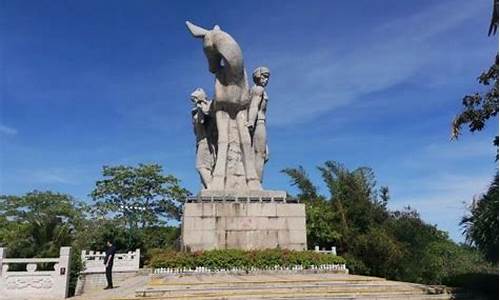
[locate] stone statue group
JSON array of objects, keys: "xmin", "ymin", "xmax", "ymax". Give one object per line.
[{"xmin": 186, "ymin": 21, "xmax": 270, "ymax": 192}]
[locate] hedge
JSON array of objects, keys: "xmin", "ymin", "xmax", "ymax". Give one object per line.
[{"xmin": 148, "ymin": 249, "xmax": 345, "ymax": 270}]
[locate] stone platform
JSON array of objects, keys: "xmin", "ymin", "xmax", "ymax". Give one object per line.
[
  {"xmin": 195, "ymin": 189, "xmax": 288, "ymax": 201},
  {"xmin": 181, "ymin": 199, "xmax": 307, "ymax": 251}
]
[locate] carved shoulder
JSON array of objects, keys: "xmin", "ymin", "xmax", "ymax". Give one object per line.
[{"xmin": 251, "ymin": 85, "xmax": 265, "ymax": 96}]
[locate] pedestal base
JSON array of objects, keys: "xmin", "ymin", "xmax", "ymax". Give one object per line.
[
  {"xmin": 197, "ymin": 189, "xmax": 287, "ymax": 200},
  {"xmin": 181, "ymin": 202, "xmax": 307, "ymax": 251}
]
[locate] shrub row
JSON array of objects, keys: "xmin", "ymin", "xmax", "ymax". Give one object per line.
[{"xmin": 148, "ymin": 249, "xmax": 345, "ymax": 270}]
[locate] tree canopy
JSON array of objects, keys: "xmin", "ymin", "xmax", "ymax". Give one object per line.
[
  {"xmin": 91, "ymin": 164, "xmax": 190, "ymax": 228},
  {"xmin": 461, "ymin": 174, "xmax": 499, "ymax": 263},
  {"xmin": 0, "ymin": 191, "xmax": 85, "ymax": 258},
  {"xmin": 282, "ymin": 161, "xmax": 495, "ymax": 285}
]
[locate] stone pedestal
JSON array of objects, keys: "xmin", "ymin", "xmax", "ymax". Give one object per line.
[
  {"xmin": 197, "ymin": 189, "xmax": 287, "ymax": 200},
  {"xmin": 181, "ymin": 200, "xmax": 307, "ymax": 251}
]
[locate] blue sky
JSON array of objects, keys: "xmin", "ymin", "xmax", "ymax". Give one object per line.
[{"xmin": 1, "ymin": 0, "xmax": 498, "ymax": 242}]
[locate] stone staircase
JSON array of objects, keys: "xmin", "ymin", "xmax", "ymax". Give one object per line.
[{"xmin": 107, "ymin": 273, "xmax": 455, "ymax": 300}]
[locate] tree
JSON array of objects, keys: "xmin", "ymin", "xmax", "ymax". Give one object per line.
[
  {"xmin": 351, "ymin": 227, "xmax": 404, "ymax": 279},
  {"xmin": 317, "ymin": 161, "xmax": 386, "ymax": 237},
  {"xmin": 0, "ymin": 191, "xmax": 87, "ymax": 296},
  {"xmin": 0, "ymin": 190, "xmax": 85, "ymax": 258},
  {"xmin": 379, "ymin": 186, "xmax": 390, "ymax": 208},
  {"xmin": 304, "ymin": 199, "xmax": 341, "ymax": 249},
  {"xmin": 281, "ymin": 166, "xmax": 320, "ymax": 202},
  {"xmin": 451, "ymin": 54, "xmax": 499, "ymax": 158},
  {"xmin": 488, "ymin": 0, "xmax": 498, "ymax": 36},
  {"xmin": 90, "ymin": 164, "xmax": 190, "ymax": 228},
  {"xmin": 282, "ymin": 161, "xmax": 494, "ymax": 285},
  {"xmin": 282, "ymin": 161, "xmax": 388, "ymax": 252},
  {"xmin": 452, "ymin": 1, "xmax": 499, "ymax": 264},
  {"xmin": 281, "ymin": 167, "xmax": 340, "ymax": 248},
  {"xmin": 386, "ymin": 207, "xmax": 450, "ymax": 282},
  {"xmin": 451, "ymin": 0, "xmax": 499, "ymax": 160},
  {"xmin": 461, "ymin": 174, "xmax": 499, "ymax": 263}
]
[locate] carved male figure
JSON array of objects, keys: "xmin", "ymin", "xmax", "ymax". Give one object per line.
[
  {"xmin": 247, "ymin": 66, "xmax": 270, "ymax": 182},
  {"xmin": 190, "ymin": 88, "xmax": 216, "ymax": 189},
  {"xmin": 186, "ymin": 21, "xmax": 262, "ymax": 190}
]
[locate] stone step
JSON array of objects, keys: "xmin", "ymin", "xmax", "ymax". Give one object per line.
[
  {"xmin": 149, "ymin": 273, "xmax": 386, "ymax": 286},
  {"xmin": 121, "ymin": 289, "xmax": 453, "ymax": 300},
  {"xmin": 237, "ymin": 295, "xmax": 454, "ymax": 300},
  {"xmin": 108, "ymin": 273, "xmax": 453, "ymax": 300},
  {"xmin": 133, "ymin": 283, "xmax": 440, "ymax": 298},
  {"xmin": 144, "ymin": 274, "xmax": 434, "ymax": 292},
  {"xmin": 140, "ymin": 280, "xmax": 428, "ymax": 291},
  {"xmin": 146, "ymin": 282, "xmax": 415, "ymax": 291},
  {"xmin": 70, "ymin": 273, "xmax": 458, "ymax": 300}
]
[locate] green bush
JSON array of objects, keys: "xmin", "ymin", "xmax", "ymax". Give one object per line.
[{"xmin": 148, "ymin": 249, "xmax": 345, "ymax": 271}]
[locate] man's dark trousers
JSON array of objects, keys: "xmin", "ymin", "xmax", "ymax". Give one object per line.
[{"xmin": 105, "ymin": 264, "xmax": 113, "ymax": 288}]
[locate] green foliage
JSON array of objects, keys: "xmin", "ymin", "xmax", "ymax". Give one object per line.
[
  {"xmin": 283, "ymin": 161, "xmax": 388, "ymax": 253},
  {"xmin": 0, "ymin": 191, "xmax": 85, "ymax": 257},
  {"xmin": 282, "ymin": 161, "xmax": 495, "ymax": 286},
  {"xmin": 76, "ymin": 218, "xmax": 145, "ymax": 252},
  {"xmin": 350, "ymin": 227, "xmax": 404, "ymax": 279},
  {"xmin": 451, "ymin": 54, "xmax": 499, "ymax": 146},
  {"xmin": 0, "ymin": 191, "xmax": 86, "ymax": 296},
  {"xmin": 342, "ymin": 253, "xmax": 369, "ymax": 275},
  {"xmin": 379, "ymin": 186, "xmax": 390, "ymax": 208},
  {"xmin": 461, "ymin": 174, "xmax": 499, "ymax": 263},
  {"xmin": 420, "ymin": 241, "xmax": 494, "ymax": 285},
  {"xmin": 451, "ymin": 4, "xmax": 499, "ymax": 275},
  {"xmin": 91, "ymin": 164, "xmax": 190, "ymax": 227},
  {"xmin": 0, "ymin": 164, "xmax": 187, "ymax": 296},
  {"xmin": 74, "ymin": 218, "xmax": 180, "ymax": 265},
  {"xmin": 142, "ymin": 226, "xmax": 180, "ymax": 251},
  {"xmin": 281, "ymin": 166, "xmax": 319, "ymax": 201},
  {"xmin": 304, "ymin": 200, "xmax": 340, "ymax": 249},
  {"xmin": 69, "ymin": 246, "xmax": 84, "ymax": 296},
  {"xmin": 384, "ymin": 208, "xmax": 449, "ymax": 282},
  {"xmin": 148, "ymin": 249, "xmax": 345, "ymax": 270}
]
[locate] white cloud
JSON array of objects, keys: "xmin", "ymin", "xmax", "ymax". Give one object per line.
[{"xmin": 0, "ymin": 124, "xmax": 18, "ymax": 135}]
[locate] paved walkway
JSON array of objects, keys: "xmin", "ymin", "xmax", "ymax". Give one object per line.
[{"xmin": 72, "ymin": 275, "xmax": 149, "ymax": 300}]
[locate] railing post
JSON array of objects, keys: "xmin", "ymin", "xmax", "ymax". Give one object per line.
[
  {"xmin": 134, "ymin": 249, "xmax": 140, "ymax": 270},
  {"xmin": 59, "ymin": 247, "xmax": 71, "ymax": 298},
  {"xmin": 331, "ymin": 246, "xmax": 337, "ymax": 256},
  {"xmin": 314, "ymin": 246, "xmax": 319, "ymax": 252},
  {"xmin": 0, "ymin": 247, "xmax": 4, "ymax": 276}
]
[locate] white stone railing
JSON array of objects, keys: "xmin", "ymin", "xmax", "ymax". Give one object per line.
[
  {"xmin": 314, "ymin": 246, "xmax": 337, "ymax": 256},
  {"xmin": 153, "ymin": 264, "xmax": 347, "ymax": 275},
  {"xmin": 81, "ymin": 249, "xmax": 140, "ymax": 273},
  {"xmin": 0, "ymin": 247, "xmax": 71, "ymax": 300}
]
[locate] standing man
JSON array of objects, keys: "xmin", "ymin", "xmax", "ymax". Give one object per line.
[
  {"xmin": 247, "ymin": 66, "xmax": 270, "ymax": 182},
  {"xmin": 104, "ymin": 240, "xmax": 116, "ymax": 289}
]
